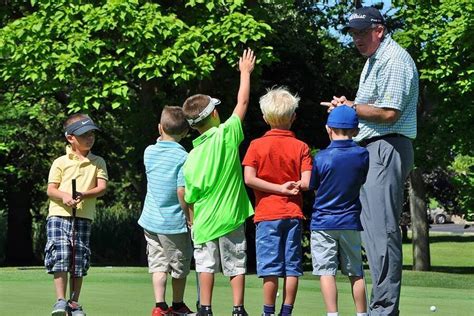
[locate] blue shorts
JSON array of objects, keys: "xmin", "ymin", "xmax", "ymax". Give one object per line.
[
  {"xmin": 255, "ymin": 219, "xmax": 303, "ymax": 277},
  {"xmin": 44, "ymin": 216, "xmax": 92, "ymax": 277}
]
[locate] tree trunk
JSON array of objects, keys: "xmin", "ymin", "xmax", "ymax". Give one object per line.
[
  {"xmin": 5, "ymin": 179, "xmax": 35, "ymax": 265},
  {"xmin": 409, "ymin": 168, "xmax": 431, "ymax": 271}
]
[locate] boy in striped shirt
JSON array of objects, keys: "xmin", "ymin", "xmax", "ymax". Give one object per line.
[{"xmin": 138, "ymin": 106, "xmax": 195, "ymax": 316}]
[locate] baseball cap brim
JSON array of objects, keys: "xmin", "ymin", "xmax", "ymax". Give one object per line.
[{"xmin": 65, "ymin": 119, "xmax": 100, "ymax": 136}]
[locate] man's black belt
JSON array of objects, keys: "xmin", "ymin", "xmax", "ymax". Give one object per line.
[{"xmin": 359, "ymin": 133, "xmax": 407, "ymax": 147}]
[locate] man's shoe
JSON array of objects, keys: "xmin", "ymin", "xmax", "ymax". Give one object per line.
[
  {"xmin": 153, "ymin": 306, "xmax": 172, "ymax": 316},
  {"xmin": 51, "ymin": 299, "xmax": 68, "ymax": 316},
  {"xmin": 171, "ymin": 303, "xmax": 196, "ymax": 315},
  {"xmin": 68, "ymin": 301, "xmax": 86, "ymax": 316}
]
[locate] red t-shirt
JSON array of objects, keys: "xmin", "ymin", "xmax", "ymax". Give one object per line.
[{"xmin": 242, "ymin": 129, "xmax": 313, "ymax": 222}]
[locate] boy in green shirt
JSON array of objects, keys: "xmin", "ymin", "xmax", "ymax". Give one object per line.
[{"xmin": 182, "ymin": 49, "xmax": 256, "ymax": 316}]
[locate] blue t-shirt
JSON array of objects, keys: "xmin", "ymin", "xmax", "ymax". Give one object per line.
[
  {"xmin": 309, "ymin": 140, "xmax": 369, "ymax": 230},
  {"xmin": 138, "ymin": 140, "xmax": 188, "ymax": 234}
]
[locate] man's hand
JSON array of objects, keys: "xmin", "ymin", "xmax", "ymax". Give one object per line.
[{"xmin": 321, "ymin": 96, "xmax": 354, "ymax": 112}]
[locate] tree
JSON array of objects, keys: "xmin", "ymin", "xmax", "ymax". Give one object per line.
[
  {"xmin": 0, "ymin": 0, "xmax": 273, "ymax": 264},
  {"xmin": 393, "ymin": 0, "xmax": 474, "ymax": 269}
]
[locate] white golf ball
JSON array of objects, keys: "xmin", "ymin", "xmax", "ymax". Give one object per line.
[
  {"xmin": 276, "ymin": 292, "xmax": 280, "ymax": 297},
  {"xmin": 430, "ymin": 305, "xmax": 437, "ymax": 312}
]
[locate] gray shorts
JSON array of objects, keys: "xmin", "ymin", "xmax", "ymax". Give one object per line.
[
  {"xmin": 311, "ymin": 230, "xmax": 363, "ymax": 276},
  {"xmin": 144, "ymin": 230, "xmax": 193, "ymax": 279},
  {"xmin": 194, "ymin": 224, "xmax": 247, "ymax": 277}
]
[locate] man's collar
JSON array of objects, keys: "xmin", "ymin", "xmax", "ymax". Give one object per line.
[{"xmin": 370, "ymin": 34, "xmax": 392, "ymax": 60}]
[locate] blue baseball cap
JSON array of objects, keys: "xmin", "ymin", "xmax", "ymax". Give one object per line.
[
  {"xmin": 343, "ymin": 7, "xmax": 385, "ymax": 31},
  {"xmin": 65, "ymin": 117, "xmax": 100, "ymax": 136},
  {"xmin": 327, "ymin": 105, "xmax": 359, "ymax": 129}
]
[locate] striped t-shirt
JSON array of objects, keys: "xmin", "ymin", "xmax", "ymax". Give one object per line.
[
  {"xmin": 354, "ymin": 34, "xmax": 419, "ymax": 142},
  {"xmin": 138, "ymin": 140, "xmax": 188, "ymax": 234}
]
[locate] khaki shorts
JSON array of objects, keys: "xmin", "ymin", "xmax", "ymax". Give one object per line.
[
  {"xmin": 144, "ymin": 230, "xmax": 193, "ymax": 279},
  {"xmin": 194, "ymin": 224, "xmax": 247, "ymax": 276}
]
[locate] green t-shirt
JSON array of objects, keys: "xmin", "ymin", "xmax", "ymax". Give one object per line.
[{"xmin": 184, "ymin": 114, "xmax": 254, "ymax": 244}]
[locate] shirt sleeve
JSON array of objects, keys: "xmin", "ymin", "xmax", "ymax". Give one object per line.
[
  {"xmin": 374, "ymin": 58, "xmax": 417, "ymax": 111},
  {"xmin": 242, "ymin": 142, "xmax": 257, "ymax": 167},
  {"xmin": 96, "ymin": 157, "xmax": 109, "ymax": 181},
  {"xmin": 301, "ymin": 144, "xmax": 313, "ymax": 172},
  {"xmin": 309, "ymin": 155, "xmax": 320, "ymax": 190},
  {"xmin": 223, "ymin": 114, "xmax": 244, "ymax": 147},
  {"xmin": 48, "ymin": 158, "xmax": 63, "ymax": 184}
]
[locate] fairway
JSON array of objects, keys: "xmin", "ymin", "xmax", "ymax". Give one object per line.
[{"xmin": 1, "ymin": 232, "xmax": 473, "ymax": 315}]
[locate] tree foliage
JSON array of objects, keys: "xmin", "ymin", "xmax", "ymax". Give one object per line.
[{"xmin": 394, "ymin": 0, "xmax": 474, "ymax": 217}]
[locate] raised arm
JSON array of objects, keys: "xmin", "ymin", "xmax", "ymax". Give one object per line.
[{"xmin": 233, "ymin": 49, "xmax": 256, "ymax": 121}]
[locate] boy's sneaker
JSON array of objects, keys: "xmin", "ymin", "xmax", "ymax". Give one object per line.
[
  {"xmin": 68, "ymin": 301, "xmax": 86, "ymax": 316},
  {"xmin": 171, "ymin": 303, "xmax": 196, "ymax": 315},
  {"xmin": 232, "ymin": 309, "xmax": 248, "ymax": 316},
  {"xmin": 152, "ymin": 306, "xmax": 172, "ymax": 316},
  {"xmin": 51, "ymin": 299, "xmax": 68, "ymax": 316}
]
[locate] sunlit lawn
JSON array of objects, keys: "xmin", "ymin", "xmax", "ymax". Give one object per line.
[{"xmin": 1, "ymin": 232, "xmax": 473, "ymax": 315}]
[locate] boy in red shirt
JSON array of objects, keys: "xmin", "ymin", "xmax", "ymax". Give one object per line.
[{"xmin": 242, "ymin": 87, "xmax": 312, "ymax": 316}]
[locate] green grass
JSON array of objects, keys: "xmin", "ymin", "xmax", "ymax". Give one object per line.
[{"xmin": 1, "ymin": 233, "xmax": 473, "ymax": 315}]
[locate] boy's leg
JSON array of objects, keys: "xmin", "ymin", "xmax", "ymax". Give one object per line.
[
  {"xmin": 229, "ymin": 274, "xmax": 245, "ymax": 306},
  {"xmin": 282, "ymin": 276, "xmax": 298, "ymax": 306},
  {"xmin": 350, "ymin": 276, "xmax": 367, "ymax": 313},
  {"xmin": 337, "ymin": 230, "xmax": 366, "ymax": 314},
  {"xmin": 194, "ymin": 239, "xmax": 220, "ymax": 312},
  {"xmin": 171, "ymin": 276, "xmax": 186, "ymax": 303},
  {"xmin": 263, "ymin": 276, "xmax": 278, "ymax": 305},
  {"xmin": 311, "ymin": 230, "xmax": 339, "ymax": 314},
  {"xmin": 153, "ymin": 272, "xmax": 168, "ymax": 302},
  {"xmin": 54, "ymin": 272, "xmax": 68, "ymax": 299},
  {"xmin": 320, "ymin": 275, "xmax": 338, "ymax": 312},
  {"xmin": 219, "ymin": 225, "xmax": 248, "ymax": 314},
  {"xmin": 69, "ymin": 276, "xmax": 83, "ymax": 302}
]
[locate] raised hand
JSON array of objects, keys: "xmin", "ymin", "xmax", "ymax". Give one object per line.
[{"xmin": 239, "ymin": 48, "xmax": 256, "ymax": 74}]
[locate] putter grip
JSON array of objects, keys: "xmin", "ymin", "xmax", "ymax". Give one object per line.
[{"xmin": 72, "ymin": 179, "xmax": 77, "ymax": 199}]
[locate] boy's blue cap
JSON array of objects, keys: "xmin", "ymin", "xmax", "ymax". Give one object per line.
[
  {"xmin": 327, "ymin": 105, "xmax": 359, "ymax": 129},
  {"xmin": 65, "ymin": 118, "xmax": 100, "ymax": 136}
]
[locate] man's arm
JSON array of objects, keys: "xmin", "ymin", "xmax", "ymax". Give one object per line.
[
  {"xmin": 323, "ymin": 96, "xmax": 400, "ymax": 123},
  {"xmin": 298, "ymin": 170, "xmax": 312, "ymax": 191},
  {"xmin": 233, "ymin": 49, "xmax": 256, "ymax": 121},
  {"xmin": 244, "ymin": 166, "xmax": 299, "ymax": 195}
]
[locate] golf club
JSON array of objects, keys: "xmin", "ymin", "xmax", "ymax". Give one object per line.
[{"xmin": 70, "ymin": 178, "xmax": 77, "ymax": 303}]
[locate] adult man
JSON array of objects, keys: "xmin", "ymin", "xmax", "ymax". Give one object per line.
[{"xmin": 325, "ymin": 6, "xmax": 419, "ymax": 316}]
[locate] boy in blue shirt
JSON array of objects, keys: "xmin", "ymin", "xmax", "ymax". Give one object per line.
[
  {"xmin": 309, "ymin": 106, "xmax": 369, "ymax": 316},
  {"xmin": 138, "ymin": 106, "xmax": 195, "ymax": 316}
]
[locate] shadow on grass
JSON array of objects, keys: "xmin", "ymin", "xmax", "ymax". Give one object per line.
[
  {"xmin": 429, "ymin": 235, "xmax": 474, "ymax": 243},
  {"xmin": 403, "ymin": 235, "xmax": 474, "ymax": 244},
  {"xmin": 402, "ymin": 265, "xmax": 474, "ymax": 274}
]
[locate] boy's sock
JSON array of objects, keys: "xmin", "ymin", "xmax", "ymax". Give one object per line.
[
  {"xmin": 172, "ymin": 301, "xmax": 185, "ymax": 310},
  {"xmin": 155, "ymin": 302, "xmax": 168, "ymax": 310},
  {"xmin": 233, "ymin": 305, "xmax": 247, "ymax": 315},
  {"xmin": 280, "ymin": 304, "xmax": 293, "ymax": 316},
  {"xmin": 327, "ymin": 313, "xmax": 338, "ymax": 316},
  {"xmin": 199, "ymin": 305, "xmax": 213, "ymax": 315},
  {"xmin": 263, "ymin": 304, "xmax": 275, "ymax": 315}
]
